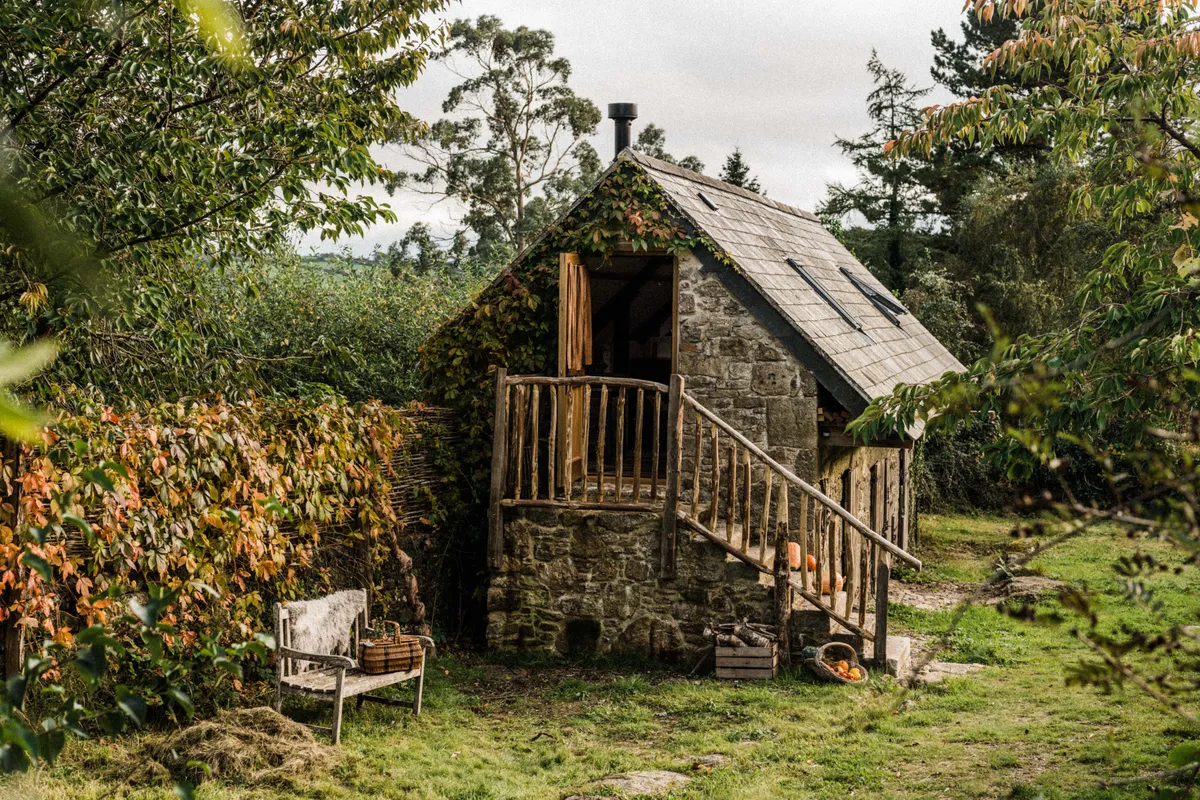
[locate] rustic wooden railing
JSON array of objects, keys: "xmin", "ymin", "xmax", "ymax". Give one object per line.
[
  {"xmin": 487, "ymin": 370, "xmax": 671, "ymax": 567},
  {"xmin": 488, "ymin": 370, "xmax": 920, "ymax": 664},
  {"xmin": 661, "ymin": 376, "xmax": 919, "ymax": 660}
]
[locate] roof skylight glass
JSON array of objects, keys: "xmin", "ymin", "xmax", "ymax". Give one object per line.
[
  {"xmin": 786, "ymin": 258, "xmax": 862, "ymax": 332},
  {"xmin": 698, "ymin": 191, "xmax": 719, "ymax": 211},
  {"xmin": 839, "ymin": 266, "xmax": 908, "ymax": 327}
]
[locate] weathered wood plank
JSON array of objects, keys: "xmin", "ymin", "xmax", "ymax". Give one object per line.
[
  {"xmin": 547, "ymin": 386, "xmax": 557, "ymax": 501},
  {"xmin": 660, "ymin": 375, "xmax": 685, "ymax": 577},
  {"xmin": 650, "ymin": 390, "xmax": 662, "ymax": 500},
  {"xmin": 773, "ymin": 482, "xmax": 791, "ymax": 668},
  {"xmin": 487, "ymin": 368, "xmax": 509, "ymax": 571},
  {"xmin": 632, "ymin": 388, "xmax": 645, "ymax": 500},
  {"xmin": 529, "ymin": 385, "xmax": 540, "ymax": 500},
  {"xmin": 595, "ymin": 385, "xmax": 608, "ymax": 502},
  {"xmin": 708, "ymin": 422, "xmax": 720, "ymax": 532},
  {"xmin": 614, "ymin": 388, "xmax": 627, "ymax": 500}
]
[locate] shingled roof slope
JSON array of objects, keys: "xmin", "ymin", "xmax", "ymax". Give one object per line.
[{"xmin": 623, "ymin": 150, "xmax": 965, "ymax": 410}]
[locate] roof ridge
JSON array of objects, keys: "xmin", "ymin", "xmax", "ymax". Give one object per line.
[{"xmin": 621, "ymin": 149, "xmax": 820, "ymax": 223}]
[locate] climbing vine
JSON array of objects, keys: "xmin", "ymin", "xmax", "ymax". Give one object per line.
[
  {"xmin": 421, "ymin": 159, "xmax": 731, "ymax": 494},
  {"xmin": 1, "ymin": 389, "xmax": 424, "ymax": 647}
]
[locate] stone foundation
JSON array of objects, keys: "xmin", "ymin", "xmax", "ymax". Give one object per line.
[{"xmin": 486, "ymin": 507, "xmax": 776, "ymax": 662}]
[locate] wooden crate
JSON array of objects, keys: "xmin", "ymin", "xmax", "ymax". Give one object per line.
[{"xmin": 715, "ymin": 645, "xmax": 778, "ymax": 680}]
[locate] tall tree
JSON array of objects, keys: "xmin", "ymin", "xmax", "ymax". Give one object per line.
[
  {"xmin": 718, "ymin": 147, "xmax": 762, "ymax": 193},
  {"xmin": 636, "ymin": 123, "xmax": 705, "ymax": 173},
  {"xmin": 0, "ymin": 0, "xmax": 445, "ymax": 400},
  {"xmin": 395, "ymin": 16, "xmax": 602, "ymax": 262},
  {"xmin": 855, "ymin": 4, "xmax": 1200, "ymax": 784},
  {"xmin": 820, "ymin": 51, "xmax": 936, "ymax": 292}
]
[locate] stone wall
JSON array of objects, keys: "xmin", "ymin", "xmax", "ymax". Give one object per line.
[
  {"xmin": 674, "ymin": 250, "xmax": 819, "ymax": 485},
  {"xmin": 487, "ymin": 507, "xmax": 776, "ymax": 661}
]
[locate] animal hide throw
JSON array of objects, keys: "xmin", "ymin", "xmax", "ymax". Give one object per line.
[{"xmin": 285, "ymin": 590, "xmax": 364, "ymax": 662}]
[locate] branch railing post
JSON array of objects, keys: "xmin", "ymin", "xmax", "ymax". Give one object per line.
[
  {"xmin": 773, "ymin": 482, "xmax": 791, "ymax": 668},
  {"xmin": 873, "ymin": 558, "xmax": 889, "ymax": 668},
  {"xmin": 660, "ymin": 374, "xmax": 685, "ymax": 577},
  {"xmin": 487, "ymin": 368, "xmax": 509, "ymax": 571}
]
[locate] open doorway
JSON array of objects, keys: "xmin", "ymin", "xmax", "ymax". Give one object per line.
[
  {"xmin": 556, "ymin": 252, "xmax": 676, "ymax": 492},
  {"xmin": 584, "ymin": 254, "xmax": 676, "ymax": 384}
]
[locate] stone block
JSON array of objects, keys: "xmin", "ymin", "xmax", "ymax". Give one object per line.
[
  {"xmin": 766, "ymin": 398, "xmax": 809, "ymax": 448},
  {"xmin": 678, "ymin": 293, "xmax": 696, "ymax": 314},
  {"xmin": 752, "ymin": 363, "xmax": 802, "ymax": 397},
  {"xmin": 718, "ymin": 337, "xmax": 750, "ymax": 358}
]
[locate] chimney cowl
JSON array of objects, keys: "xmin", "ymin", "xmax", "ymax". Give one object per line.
[{"xmin": 607, "ymin": 102, "xmax": 638, "ymax": 160}]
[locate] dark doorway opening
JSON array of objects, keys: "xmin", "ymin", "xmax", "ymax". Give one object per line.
[{"xmin": 580, "ymin": 254, "xmax": 674, "ymax": 484}]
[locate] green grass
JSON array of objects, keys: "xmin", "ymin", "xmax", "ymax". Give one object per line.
[{"xmin": 7, "ymin": 513, "xmax": 1199, "ymax": 799}]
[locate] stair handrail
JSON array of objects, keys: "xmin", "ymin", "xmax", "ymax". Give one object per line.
[{"xmin": 680, "ymin": 394, "xmax": 921, "ymax": 570}]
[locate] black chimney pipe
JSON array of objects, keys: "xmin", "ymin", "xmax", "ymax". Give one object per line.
[{"xmin": 607, "ymin": 102, "xmax": 638, "ymax": 160}]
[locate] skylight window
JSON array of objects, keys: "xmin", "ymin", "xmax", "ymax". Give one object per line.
[
  {"xmin": 839, "ymin": 267, "xmax": 909, "ymax": 327},
  {"xmin": 786, "ymin": 258, "xmax": 862, "ymax": 332},
  {"xmin": 698, "ymin": 191, "xmax": 719, "ymax": 211}
]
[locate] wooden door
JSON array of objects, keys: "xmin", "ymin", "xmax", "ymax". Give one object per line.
[{"xmin": 557, "ymin": 253, "xmax": 591, "ymax": 487}]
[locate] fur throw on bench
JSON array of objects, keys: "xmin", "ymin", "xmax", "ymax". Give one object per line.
[{"xmin": 285, "ymin": 590, "xmax": 364, "ymax": 660}]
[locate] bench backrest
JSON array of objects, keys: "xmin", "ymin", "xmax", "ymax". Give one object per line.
[{"xmin": 274, "ymin": 589, "xmax": 368, "ymax": 676}]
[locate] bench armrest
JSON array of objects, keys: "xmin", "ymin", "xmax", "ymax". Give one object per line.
[
  {"xmin": 278, "ymin": 647, "xmax": 355, "ymax": 670},
  {"xmin": 413, "ymin": 635, "xmax": 436, "ymax": 659}
]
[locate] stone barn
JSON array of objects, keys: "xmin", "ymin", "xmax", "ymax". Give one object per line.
[{"xmin": 456, "ymin": 107, "xmax": 965, "ymax": 668}]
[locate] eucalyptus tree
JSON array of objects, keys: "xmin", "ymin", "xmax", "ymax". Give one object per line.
[{"xmin": 394, "ymin": 15, "xmax": 602, "ymax": 261}]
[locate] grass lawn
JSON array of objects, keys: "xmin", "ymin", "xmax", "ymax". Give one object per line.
[{"xmin": 7, "ymin": 513, "xmax": 1199, "ymax": 799}]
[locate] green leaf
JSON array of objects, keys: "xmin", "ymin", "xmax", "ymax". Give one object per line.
[
  {"xmin": 5, "ymin": 674, "xmax": 27, "ymax": 710},
  {"xmin": 1169, "ymin": 741, "xmax": 1200, "ymax": 768},
  {"xmin": 20, "ymin": 552, "xmax": 51, "ymax": 583},
  {"xmin": 115, "ymin": 688, "xmax": 148, "ymax": 726},
  {"xmin": 165, "ymin": 687, "xmax": 195, "ymax": 718},
  {"xmin": 72, "ymin": 645, "xmax": 107, "ymax": 683}
]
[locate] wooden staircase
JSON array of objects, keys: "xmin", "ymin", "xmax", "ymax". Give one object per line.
[{"xmin": 487, "ymin": 370, "xmax": 921, "ymax": 665}]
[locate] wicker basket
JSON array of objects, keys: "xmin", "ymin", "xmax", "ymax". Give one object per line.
[
  {"xmin": 358, "ymin": 635, "xmax": 423, "ymax": 675},
  {"xmin": 801, "ymin": 642, "xmax": 868, "ymax": 684}
]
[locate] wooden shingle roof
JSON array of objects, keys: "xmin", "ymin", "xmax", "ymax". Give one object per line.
[{"xmin": 623, "ymin": 150, "xmax": 965, "ymax": 416}]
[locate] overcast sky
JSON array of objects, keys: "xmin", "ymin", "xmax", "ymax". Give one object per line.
[{"xmin": 298, "ymin": 0, "xmax": 968, "ymax": 255}]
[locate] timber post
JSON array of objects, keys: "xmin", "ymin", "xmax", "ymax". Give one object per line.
[
  {"xmin": 773, "ymin": 482, "xmax": 791, "ymax": 668},
  {"xmin": 487, "ymin": 368, "xmax": 509, "ymax": 571},
  {"xmin": 873, "ymin": 559, "xmax": 889, "ymax": 668},
  {"xmin": 659, "ymin": 374, "xmax": 685, "ymax": 577}
]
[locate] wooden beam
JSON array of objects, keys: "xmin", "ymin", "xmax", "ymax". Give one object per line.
[
  {"xmin": 487, "ymin": 369, "xmax": 509, "ymax": 571},
  {"xmin": 873, "ymin": 560, "xmax": 890, "ymax": 667},
  {"xmin": 819, "ymin": 428, "xmax": 913, "ymax": 449},
  {"xmin": 660, "ymin": 375, "xmax": 685, "ymax": 577}
]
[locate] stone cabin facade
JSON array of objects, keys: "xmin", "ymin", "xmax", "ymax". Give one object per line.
[{"xmin": 479, "ymin": 150, "xmax": 963, "ymax": 661}]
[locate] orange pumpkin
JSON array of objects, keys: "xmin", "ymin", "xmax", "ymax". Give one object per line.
[{"xmin": 787, "ymin": 542, "xmax": 820, "ymax": 573}]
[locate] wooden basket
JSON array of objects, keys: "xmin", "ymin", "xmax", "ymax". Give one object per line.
[
  {"xmin": 358, "ymin": 635, "xmax": 423, "ymax": 675},
  {"xmin": 715, "ymin": 643, "xmax": 779, "ymax": 680},
  {"xmin": 802, "ymin": 642, "xmax": 867, "ymax": 684}
]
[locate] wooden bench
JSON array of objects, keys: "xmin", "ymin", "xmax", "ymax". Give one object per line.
[{"xmin": 273, "ymin": 590, "xmax": 434, "ymax": 744}]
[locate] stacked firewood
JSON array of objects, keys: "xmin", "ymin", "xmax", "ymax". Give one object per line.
[
  {"xmin": 706, "ymin": 621, "xmax": 777, "ymax": 649},
  {"xmin": 817, "ymin": 407, "xmax": 852, "ymax": 426}
]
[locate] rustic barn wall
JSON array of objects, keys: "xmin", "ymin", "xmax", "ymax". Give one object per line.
[
  {"xmin": 675, "ymin": 249, "xmax": 820, "ymax": 498},
  {"xmin": 487, "ymin": 507, "xmax": 777, "ymax": 660},
  {"xmin": 817, "ymin": 443, "xmax": 906, "ymax": 557}
]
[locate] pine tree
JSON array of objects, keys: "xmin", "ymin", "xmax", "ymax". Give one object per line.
[
  {"xmin": 818, "ymin": 51, "xmax": 934, "ymax": 292},
  {"xmin": 718, "ymin": 148, "xmax": 762, "ymax": 193}
]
